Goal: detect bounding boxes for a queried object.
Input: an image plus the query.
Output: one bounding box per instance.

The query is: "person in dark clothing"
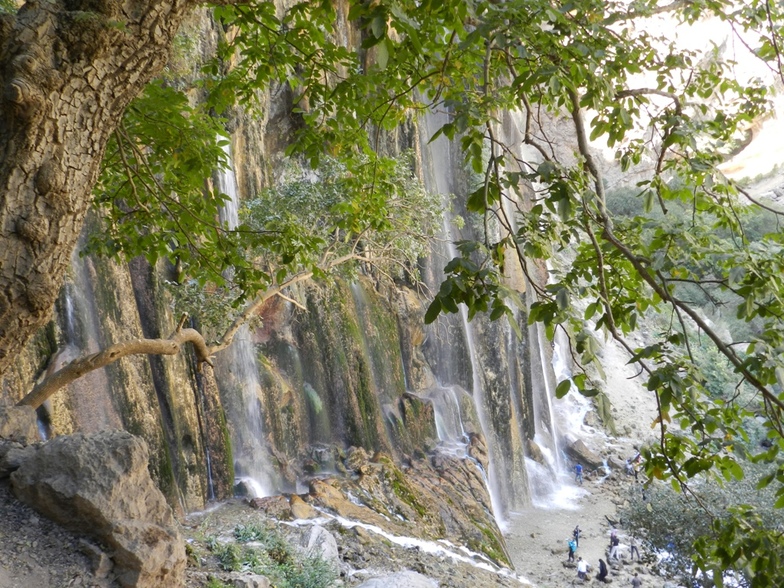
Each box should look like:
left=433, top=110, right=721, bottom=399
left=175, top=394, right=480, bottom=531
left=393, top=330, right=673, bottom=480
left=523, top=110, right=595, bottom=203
left=596, top=558, right=609, bottom=583
left=609, top=533, right=620, bottom=560
left=573, top=525, right=581, bottom=547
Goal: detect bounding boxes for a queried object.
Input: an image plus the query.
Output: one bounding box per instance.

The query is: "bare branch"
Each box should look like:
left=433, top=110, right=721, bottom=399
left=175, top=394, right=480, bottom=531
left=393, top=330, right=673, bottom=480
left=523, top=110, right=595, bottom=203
left=210, top=252, right=363, bottom=354
left=17, top=329, right=212, bottom=410
left=275, top=291, right=306, bottom=310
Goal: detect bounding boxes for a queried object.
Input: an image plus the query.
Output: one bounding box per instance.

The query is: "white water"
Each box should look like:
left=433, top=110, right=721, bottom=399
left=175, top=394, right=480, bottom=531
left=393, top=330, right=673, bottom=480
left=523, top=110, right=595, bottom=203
left=420, top=109, right=507, bottom=523
left=213, top=142, right=276, bottom=498
left=526, top=457, right=589, bottom=510
left=493, top=110, right=571, bottom=503
left=288, top=512, right=533, bottom=585
left=551, top=333, right=594, bottom=445
left=424, top=384, right=467, bottom=445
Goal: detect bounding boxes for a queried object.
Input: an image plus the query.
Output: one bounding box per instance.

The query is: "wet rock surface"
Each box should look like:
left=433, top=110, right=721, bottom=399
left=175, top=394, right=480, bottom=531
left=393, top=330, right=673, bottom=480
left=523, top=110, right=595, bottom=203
left=182, top=495, right=527, bottom=588
left=174, top=440, right=531, bottom=587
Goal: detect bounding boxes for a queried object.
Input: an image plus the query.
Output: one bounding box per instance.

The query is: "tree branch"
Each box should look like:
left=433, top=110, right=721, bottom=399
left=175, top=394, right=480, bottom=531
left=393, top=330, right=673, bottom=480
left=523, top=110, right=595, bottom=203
left=17, top=328, right=211, bottom=410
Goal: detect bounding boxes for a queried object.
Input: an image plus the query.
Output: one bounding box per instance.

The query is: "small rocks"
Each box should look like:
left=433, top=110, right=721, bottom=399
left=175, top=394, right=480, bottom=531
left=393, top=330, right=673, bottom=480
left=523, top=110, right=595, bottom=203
left=0, top=478, right=106, bottom=588
left=248, top=495, right=292, bottom=519
left=227, top=572, right=271, bottom=588
left=354, top=570, right=438, bottom=587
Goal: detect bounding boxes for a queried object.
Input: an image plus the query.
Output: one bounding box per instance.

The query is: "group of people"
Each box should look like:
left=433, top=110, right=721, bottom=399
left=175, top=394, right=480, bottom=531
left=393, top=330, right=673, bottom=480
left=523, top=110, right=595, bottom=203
left=575, top=452, right=642, bottom=486
left=566, top=524, right=642, bottom=585
left=566, top=457, right=645, bottom=585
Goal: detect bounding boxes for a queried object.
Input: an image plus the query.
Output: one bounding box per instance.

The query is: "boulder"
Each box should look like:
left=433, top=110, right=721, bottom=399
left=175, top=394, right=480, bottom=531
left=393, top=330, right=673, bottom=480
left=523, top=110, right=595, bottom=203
left=10, top=431, right=186, bottom=588
left=79, top=539, right=113, bottom=579
left=289, top=494, right=317, bottom=519
left=345, top=446, right=370, bottom=472
left=565, top=439, right=604, bottom=469
left=355, top=571, right=439, bottom=587
left=527, top=439, right=547, bottom=466
left=0, top=440, right=36, bottom=477
left=0, top=405, right=39, bottom=445
left=305, top=525, right=339, bottom=568
left=228, top=572, right=271, bottom=588
left=607, top=455, right=626, bottom=471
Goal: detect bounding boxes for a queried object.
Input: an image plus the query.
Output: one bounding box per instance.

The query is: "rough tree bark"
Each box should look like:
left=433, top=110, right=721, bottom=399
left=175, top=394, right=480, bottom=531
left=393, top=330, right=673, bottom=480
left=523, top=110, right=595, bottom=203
left=0, top=0, right=194, bottom=379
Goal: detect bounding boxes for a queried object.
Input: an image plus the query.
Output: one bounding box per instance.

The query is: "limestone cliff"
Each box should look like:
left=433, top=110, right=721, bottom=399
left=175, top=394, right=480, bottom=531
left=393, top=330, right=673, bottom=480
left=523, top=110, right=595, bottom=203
left=0, top=4, right=550, bottom=549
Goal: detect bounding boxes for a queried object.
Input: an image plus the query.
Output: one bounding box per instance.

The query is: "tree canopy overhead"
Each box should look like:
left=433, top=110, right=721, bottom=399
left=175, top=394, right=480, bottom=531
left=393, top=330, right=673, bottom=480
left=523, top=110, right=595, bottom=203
left=4, top=0, right=784, bottom=583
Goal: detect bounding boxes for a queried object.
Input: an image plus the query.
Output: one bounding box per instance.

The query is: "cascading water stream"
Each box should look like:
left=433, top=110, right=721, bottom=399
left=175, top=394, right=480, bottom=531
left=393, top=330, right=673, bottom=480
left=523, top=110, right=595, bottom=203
left=44, top=247, right=119, bottom=434
left=212, top=142, right=277, bottom=498
left=493, top=110, right=590, bottom=507
left=551, top=331, right=593, bottom=444
left=426, top=385, right=467, bottom=448
left=493, top=143, right=563, bottom=476
left=535, top=322, right=562, bottom=472
left=419, top=109, right=507, bottom=522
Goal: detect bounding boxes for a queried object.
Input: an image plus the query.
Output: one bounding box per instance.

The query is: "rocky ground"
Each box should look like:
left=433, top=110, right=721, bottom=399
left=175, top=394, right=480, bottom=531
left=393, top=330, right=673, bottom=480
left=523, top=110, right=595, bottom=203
left=0, top=335, right=685, bottom=588
left=0, top=479, right=109, bottom=588
left=505, top=455, right=671, bottom=588
left=0, top=459, right=684, bottom=588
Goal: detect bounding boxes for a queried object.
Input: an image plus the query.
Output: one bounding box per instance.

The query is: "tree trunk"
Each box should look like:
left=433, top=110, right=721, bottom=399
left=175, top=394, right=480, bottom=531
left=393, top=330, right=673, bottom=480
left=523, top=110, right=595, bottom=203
left=0, top=0, right=193, bottom=379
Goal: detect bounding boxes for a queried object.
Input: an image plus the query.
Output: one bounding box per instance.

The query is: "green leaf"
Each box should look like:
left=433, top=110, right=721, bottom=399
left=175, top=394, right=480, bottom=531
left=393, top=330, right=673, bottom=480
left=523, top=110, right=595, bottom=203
left=371, top=13, right=385, bottom=38
left=375, top=39, right=390, bottom=70
left=556, top=379, right=572, bottom=399
left=424, top=298, right=442, bottom=324
left=556, top=287, right=569, bottom=311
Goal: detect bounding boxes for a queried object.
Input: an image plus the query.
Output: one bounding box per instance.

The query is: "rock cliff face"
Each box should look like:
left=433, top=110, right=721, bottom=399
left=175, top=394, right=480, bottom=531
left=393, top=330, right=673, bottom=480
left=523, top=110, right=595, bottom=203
left=0, top=3, right=552, bottom=541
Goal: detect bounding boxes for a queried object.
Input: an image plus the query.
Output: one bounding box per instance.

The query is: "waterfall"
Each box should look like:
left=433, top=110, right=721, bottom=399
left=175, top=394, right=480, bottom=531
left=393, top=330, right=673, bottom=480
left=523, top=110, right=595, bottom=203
left=551, top=331, right=593, bottom=444
left=418, top=109, right=513, bottom=521
left=212, top=142, right=278, bottom=498
left=424, top=384, right=467, bottom=449
left=46, top=247, right=119, bottom=433
left=491, top=125, right=564, bottom=477
left=533, top=321, right=562, bottom=471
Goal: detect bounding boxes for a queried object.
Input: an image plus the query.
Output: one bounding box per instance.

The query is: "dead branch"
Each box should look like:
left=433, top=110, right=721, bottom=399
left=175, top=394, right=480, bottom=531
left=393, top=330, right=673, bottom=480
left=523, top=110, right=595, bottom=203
left=17, top=328, right=212, bottom=410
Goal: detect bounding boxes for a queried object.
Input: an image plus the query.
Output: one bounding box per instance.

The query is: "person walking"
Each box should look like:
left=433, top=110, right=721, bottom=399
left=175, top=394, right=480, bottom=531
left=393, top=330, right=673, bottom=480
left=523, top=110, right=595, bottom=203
left=609, top=533, right=620, bottom=560
left=629, top=535, right=640, bottom=561
left=596, top=558, right=609, bottom=583
left=573, top=525, right=581, bottom=547
left=574, top=463, right=583, bottom=484
left=567, top=538, right=577, bottom=562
